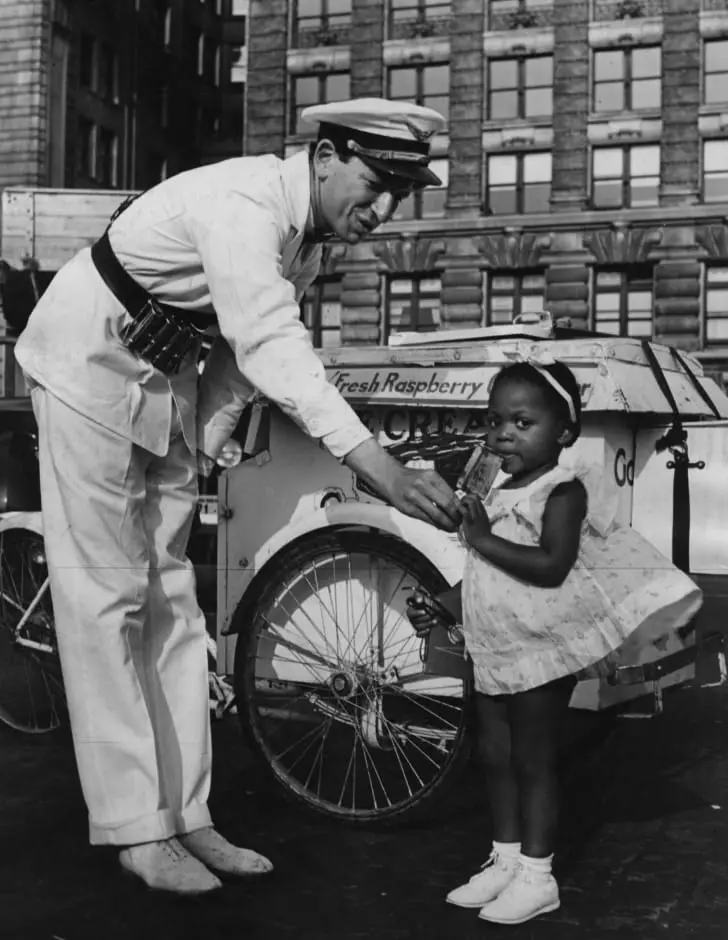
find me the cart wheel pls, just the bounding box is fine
[0,527,65,733]
[234,530,473,826]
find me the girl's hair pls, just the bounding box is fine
[490,360,582,446]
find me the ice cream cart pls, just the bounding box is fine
[213,324,728,825]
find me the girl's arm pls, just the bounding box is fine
[463,480,587,588]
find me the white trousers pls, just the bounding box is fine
[32,387,212,846]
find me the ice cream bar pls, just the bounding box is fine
[455,441,503,499]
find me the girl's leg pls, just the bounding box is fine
[446,690,521,909]
[474,691,520,843]
[508,675,577,858]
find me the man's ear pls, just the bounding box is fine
[312,139,336,179]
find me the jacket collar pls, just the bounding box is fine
[281,149,313,238]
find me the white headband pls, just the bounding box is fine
[525,358,578,424]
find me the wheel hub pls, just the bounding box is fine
[328,670,358,700]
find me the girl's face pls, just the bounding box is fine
[486,378,571,483]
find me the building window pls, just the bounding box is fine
[295,0,352,32]
[230,45,247,84]
[703,140,728,202]
[486,271,545,324]
[97,128,118,187]
[386,276,441,338]
[592,266,653,337]
[486,152,551,214]
[232,0,248,14]
[591,144,659,208]
[301,277,342,348]
[389,0,452,23]
[593,47,661,113]
[292,72,350,134]
[705,266,728,345]
[97,45,119,104]
[79,32,97,90]
[488,56,553,120]
[488,0,552,29]
[78,118,96,178]
[704,39,728,105]
[388,64,450,124]
[393,159,449,220]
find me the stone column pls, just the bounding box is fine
[542,231,593,328]
[339,244,382,344]
[244,0,288,157]
[351,0,384,98]
[550,0,589,213]
[446,0,485,217]
[651,226,703,351]
[660,0,701,207]
[440,237,483,330]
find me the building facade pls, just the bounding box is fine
[244,0,728,382]
[0,0,249,192]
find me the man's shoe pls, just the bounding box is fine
[179,827,273,877]
[446,850,518,908]
[119,837,222,894]
[478,866,560,924]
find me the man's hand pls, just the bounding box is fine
[344,438,462,532]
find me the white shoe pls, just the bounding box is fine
[478,865,560,924]
[446,850,518,908]
[119,837,222,894]
[179,827,273,877]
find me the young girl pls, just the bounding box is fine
[408,358,702,926]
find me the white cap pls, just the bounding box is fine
[301,97,446,187]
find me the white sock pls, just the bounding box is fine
[519,852,553,880]
[492,841,521,864]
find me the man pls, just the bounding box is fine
[15,98,461,895]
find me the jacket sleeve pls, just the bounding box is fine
[190,195,372,461]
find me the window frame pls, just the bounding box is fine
[703,38,728,107]
[591,264,654,338]
[294,0,352,33]
[590,143,660,209]
[703,264,728,347]
[387,62,450,124]
[384,274,442,340]
[487,54,553,121]
[290,71,351,135]
[703,139,728,204]
[392,158,449,221]
[485,150,552,215]
[592,45,662,114]
[485,269,546,324]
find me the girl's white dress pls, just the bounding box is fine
[461,462,704,696]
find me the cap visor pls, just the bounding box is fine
[359,155,442,188]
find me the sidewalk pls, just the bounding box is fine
[1,681,728,940]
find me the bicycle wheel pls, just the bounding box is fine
[0,527,65,733]
[234,530,473,825]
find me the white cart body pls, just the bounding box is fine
[215,328,728,710]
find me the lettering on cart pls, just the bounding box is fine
[332,370,486,402]
[613,447,635,487]
[356,408,488,443]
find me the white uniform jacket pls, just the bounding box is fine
[14,150,372,461]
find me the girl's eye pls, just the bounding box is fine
[486,416,498,428]
[516,419,532,430]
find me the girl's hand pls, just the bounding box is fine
[460,494,491,547]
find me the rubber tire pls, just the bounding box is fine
[0,527,64,734]
[233,528,474,827]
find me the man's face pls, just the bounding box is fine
[312,143,415,244]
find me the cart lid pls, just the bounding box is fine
[321,332,728,418]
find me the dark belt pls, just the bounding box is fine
[91,232,208,375]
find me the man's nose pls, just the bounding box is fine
[371,191,395,224]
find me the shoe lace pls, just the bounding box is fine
[475,850,511,878]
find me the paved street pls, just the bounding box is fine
[2,679,728,940]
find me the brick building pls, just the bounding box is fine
[0,0,249,192]
[244,0,728,381]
